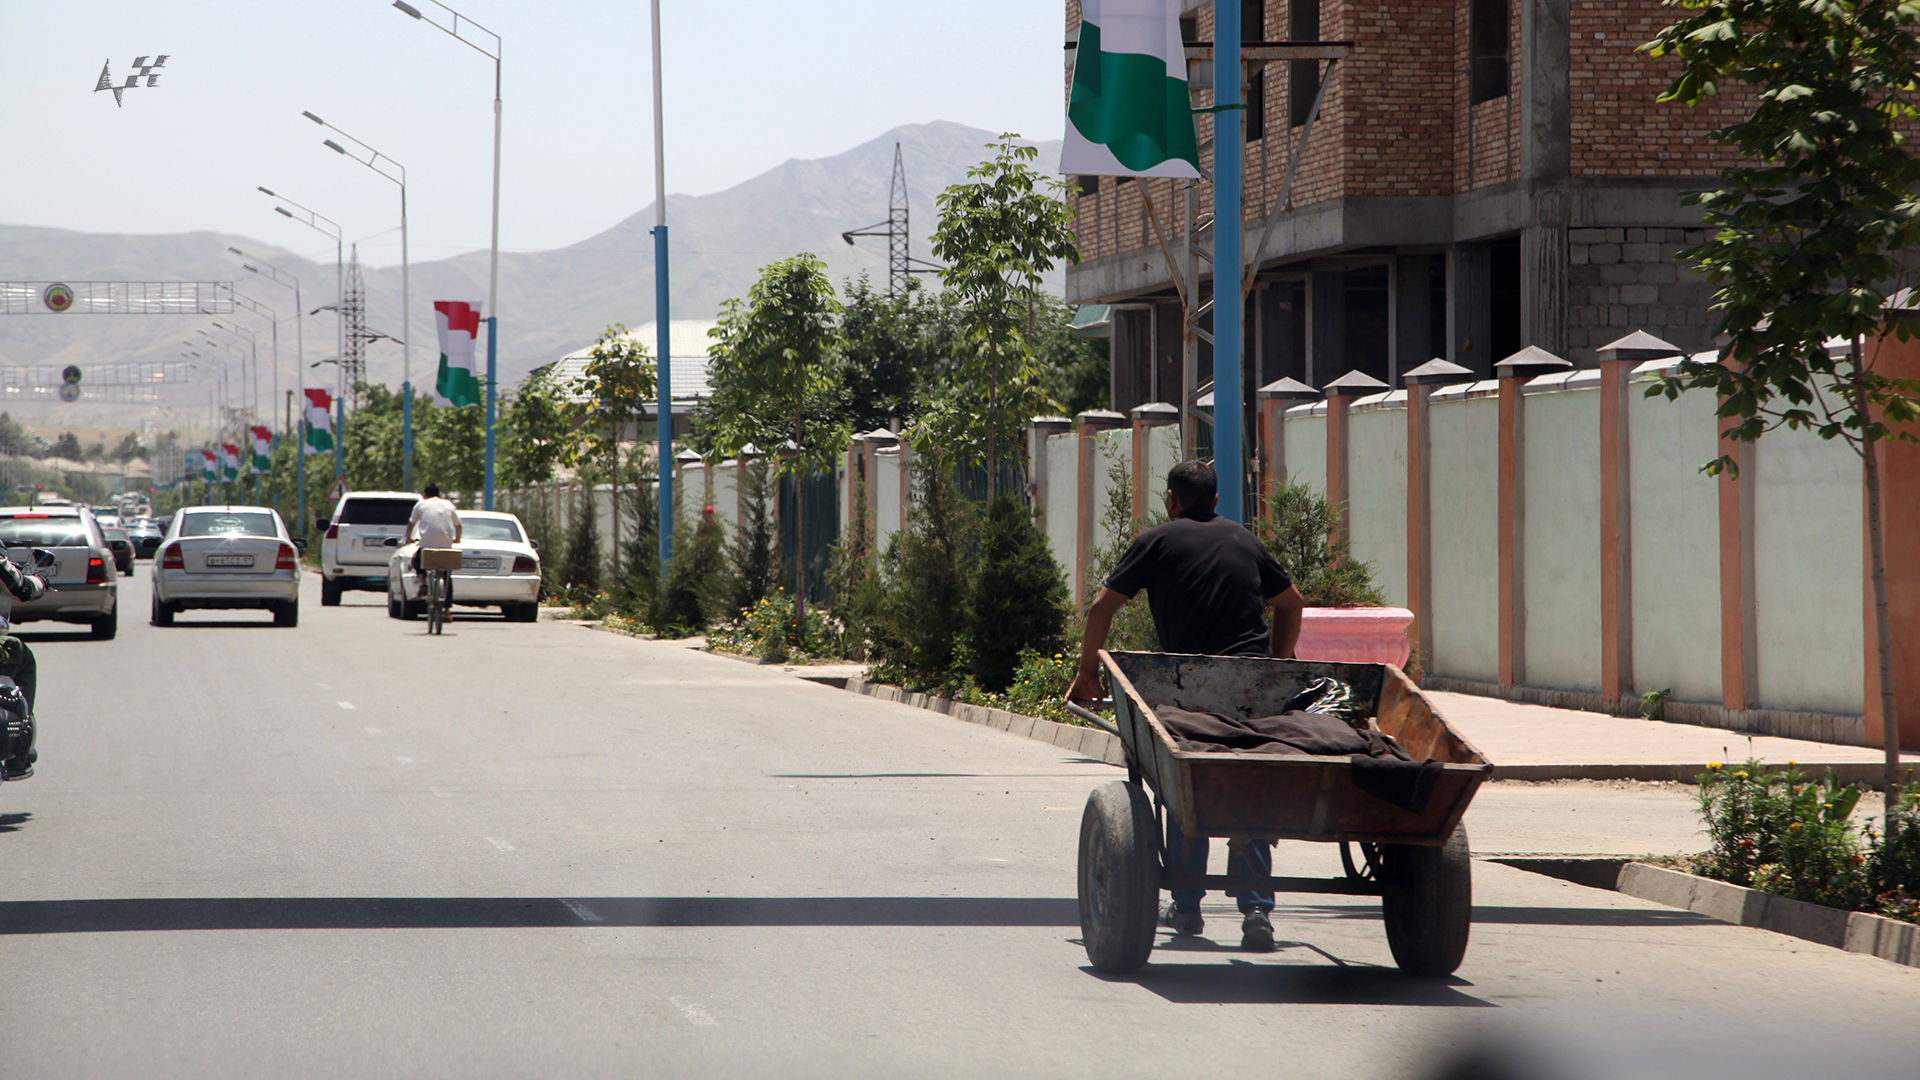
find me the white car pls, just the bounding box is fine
[385,510,540,623]
[319,491,421,606]
[151,506,301,627]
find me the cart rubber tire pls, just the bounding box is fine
[1379,824,1472,977]
[1077,780,1159,974]
[320,578,341,607]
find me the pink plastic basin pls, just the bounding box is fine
[1294,606,1414,668]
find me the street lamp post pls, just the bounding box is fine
[230,249,311,525]
[259,187,343,439]
[208,321,262,500]
[303,110,412,491]
[393,0,503,509]
[650,0,672,573]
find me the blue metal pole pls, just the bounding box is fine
[336,394,347,485]
[654,225,672,570]
[400,384,412,491]
[484,315,497,509]
[1212,0,1245,523]
[297,417,306,527]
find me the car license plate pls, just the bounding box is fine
[363,537,393,549]
[206,554,254,567]
[461,557,499,571]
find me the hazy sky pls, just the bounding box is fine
[0,0,1068,271]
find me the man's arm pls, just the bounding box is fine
[1268,584,1305,659]
[404,503,421,544]
[1066,587,1131,703]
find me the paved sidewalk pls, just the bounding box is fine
[1431,690,1920,784]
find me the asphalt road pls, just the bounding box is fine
[2,570,1917,1078]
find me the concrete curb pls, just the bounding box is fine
[843,675,1127,767]
[1492,762,1904,787]
[1612,862,1920,968]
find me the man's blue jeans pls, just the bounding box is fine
[1167,817,1273,914]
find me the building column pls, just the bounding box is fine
[1718,434,1757,714]
[1493,346,1572,691]
[1522,191,1570,356]
[1595,331,1682,708]
[1403,359,1473,677]
[1075,409,1128,607]
[1448,243,1493,379]
[1865,330,1920,750]
[1129,402,1177,525]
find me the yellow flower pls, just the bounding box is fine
[1790,822,1803,831]
[1734,771,1749,779]
[1706,761,1722,770]
[1787,759,1796,766]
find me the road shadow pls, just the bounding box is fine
[1281,902,1720,928]
[1085,954,1495,1007]
[11,630,101,643]
[152,619,283,630]
[769,773,988,779]
[0,812,30,833]
[0,895,1082,934]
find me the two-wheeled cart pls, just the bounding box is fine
[1068,650,1492,976]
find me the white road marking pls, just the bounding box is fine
[487,836,514,852]
[337,701,356,710]
[560,899,603,923]
[430,787,451,798]
[364,726,382,735]
[395,756,413,765]
[669,997,718,1027]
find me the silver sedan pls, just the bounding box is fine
[151,506,301,627]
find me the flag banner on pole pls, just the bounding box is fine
[249,426,272,473]
[434,300,483,407]
[1061,0,1201,178]
[201,449,217,479]
[221,443,241,482]
[304,388,333,455]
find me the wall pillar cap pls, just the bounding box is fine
[1596,330,1683,364]
[738,442,764,460]
[1129,402,1179,424]
[1402,357,1475,386]
[673,449,704,464]
[858,427,900,446]
[1075,409,1129,431]
[1323,369,1390,396]
[1494,345,1573,380]
[1257,376,1321,400]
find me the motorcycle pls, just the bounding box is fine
[0,547,57,783]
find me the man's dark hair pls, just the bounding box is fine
[422,483,441,498]
[1167,460,1216,506]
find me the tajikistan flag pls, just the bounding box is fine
[1062,0,1201,178]
[434,300,483,407]
[221,444,241,482]
[304,388,333,455]
[201,449,217,479]
[249,426,273,473]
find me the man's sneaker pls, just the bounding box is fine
[1241,909,1276,952]
[3,761,31,781]
[1159,899,1203,936]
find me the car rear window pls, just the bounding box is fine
[0,518,89,547]
[461,518,523,542]
[180,511,279,538]
[337,498,417,526]
[105,528,128,541]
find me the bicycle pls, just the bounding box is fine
[417,547,461,635]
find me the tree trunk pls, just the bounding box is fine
[987,364,999,502]
[793,451,807,622]
[1855,353,1901,815]
[609,424,622,583]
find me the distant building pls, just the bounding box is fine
[1065,0,1743,417]
[528,320,717,441]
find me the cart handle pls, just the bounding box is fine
[1064,700,1122,738]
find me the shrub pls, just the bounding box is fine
[559,490,602,603]
[866,453,978,687]
[1004,648,1078,725]
[962,496,1069,691]
[1079,457,1161,652]
[653,506,729,634]
[729,457,779,615]
[1256,480,1385,608]
[1696,760,1867,909]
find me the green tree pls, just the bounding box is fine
[1647,0,1920,807]
[837,275,964,433]
[729,456,779,616]
[110,431,143,464]
[50,432,82,462]
[496,369,575,490]
[569,326,658,582]
[919,135,1080,496]
[1031,293,1110,416]
[701,254,849,616]
[963,495,1069,691]
[0,414,32,457]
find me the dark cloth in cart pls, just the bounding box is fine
[1104,508,1292,657]
[1154,705,1444,814]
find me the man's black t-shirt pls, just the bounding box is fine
[1104,508,1292,657]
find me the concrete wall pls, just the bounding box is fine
[1346,396,1408,608]
[873,448,903,558]
[1044,432,1080,598]
[1090,428,1130,552]
[1142,423,1181,503]
[710,463,739,535]
[1426,386,1501,682]
[1521,379,1603,692]
[1753,426,1864,714]
[1626,381,1722,703]
[1283,405,1327,494]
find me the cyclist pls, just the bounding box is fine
[404,483,462,598]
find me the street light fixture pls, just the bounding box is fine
[256,185,344,454]
[391,0,504,508]
[303,110,414,490]
[229,248,322,523]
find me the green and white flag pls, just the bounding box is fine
[304,388,333,455]
[249,426,272,473]
[434,300,483,407]
[1063,0,1200,178]
[220,443,241,482]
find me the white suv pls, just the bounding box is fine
[319,491,420,606]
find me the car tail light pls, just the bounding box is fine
[325,522,339,539]
[86,556,106,584]
[512,555,537,573]
[161,544,183,570]
[276,543,297,570]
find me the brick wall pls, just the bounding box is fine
[1564,227,1714,361]
[1568,0,1744,177]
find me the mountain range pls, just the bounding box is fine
[0,121,1063,429]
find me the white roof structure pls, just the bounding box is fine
[531,319,719,403]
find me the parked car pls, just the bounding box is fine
[319,491,421,606]
[102,527,135,576]
[126,520,164,559]
[385,510,540,622]
[150,506,300,627]
[0,506,118,638]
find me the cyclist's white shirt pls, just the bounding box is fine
[409,497,460,549]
